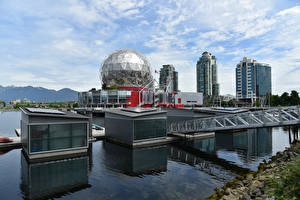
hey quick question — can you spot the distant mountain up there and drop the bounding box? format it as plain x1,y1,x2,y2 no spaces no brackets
0,85,78,103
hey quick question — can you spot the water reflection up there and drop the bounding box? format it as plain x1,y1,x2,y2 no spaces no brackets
176,127,298,170
20,153,90,200
216,128,273,160
0,111,21,137
168,145,239,182
102,142,168,176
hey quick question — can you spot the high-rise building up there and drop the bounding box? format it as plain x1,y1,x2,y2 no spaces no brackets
236,57,271,103
159,64,178,92
196,52,219,98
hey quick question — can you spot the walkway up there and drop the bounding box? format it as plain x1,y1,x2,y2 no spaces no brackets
168,106,300,134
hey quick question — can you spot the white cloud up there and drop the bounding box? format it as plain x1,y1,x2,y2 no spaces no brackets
0,0,299,96
11,73,56,84
277,5,300,16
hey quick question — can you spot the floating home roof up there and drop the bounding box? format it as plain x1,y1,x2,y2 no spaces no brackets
106,107,166,118
21,107,89,119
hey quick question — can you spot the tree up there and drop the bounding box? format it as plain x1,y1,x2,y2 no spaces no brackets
102,83,107,90
271,95,280,106
280,92,290,106
228,100,236,107
0,100,5,107
290,90,300,105
221,101,228,107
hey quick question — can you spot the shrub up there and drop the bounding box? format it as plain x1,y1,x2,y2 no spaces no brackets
267,156,300,199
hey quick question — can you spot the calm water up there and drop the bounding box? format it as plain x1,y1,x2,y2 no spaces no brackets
0,111,299,200
0,111,21,137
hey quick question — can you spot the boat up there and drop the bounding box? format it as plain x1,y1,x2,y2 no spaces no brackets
0,136,13,143
92,124,105,130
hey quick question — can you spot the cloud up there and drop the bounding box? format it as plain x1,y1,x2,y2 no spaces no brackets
0,0,299,96
277,5,300,16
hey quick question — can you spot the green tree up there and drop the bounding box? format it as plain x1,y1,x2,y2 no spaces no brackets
0,101,5,107
102,83,107,90
221,101,228,107
271,95,281,106
280,92,290,106
228,100,236,107
290,90,300,105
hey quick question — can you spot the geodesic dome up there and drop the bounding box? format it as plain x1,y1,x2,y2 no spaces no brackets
100,49,153,88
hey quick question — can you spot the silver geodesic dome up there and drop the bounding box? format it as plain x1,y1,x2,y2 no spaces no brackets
100,49,153,88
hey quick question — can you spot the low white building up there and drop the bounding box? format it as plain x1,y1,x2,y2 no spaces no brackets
174,92,203,106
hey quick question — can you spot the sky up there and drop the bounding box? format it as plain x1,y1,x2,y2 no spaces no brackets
0,0,299,95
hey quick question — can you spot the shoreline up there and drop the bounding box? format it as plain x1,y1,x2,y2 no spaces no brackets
206,140,300,200
0,108,19,112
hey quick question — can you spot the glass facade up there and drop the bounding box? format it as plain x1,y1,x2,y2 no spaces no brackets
30,123,87,153
78,90,132,107
236,57,271,100
134,119,166,140
78,89,158,107
159,64,178,92
78,92,93,106
255,64,271,97
196,52,219,97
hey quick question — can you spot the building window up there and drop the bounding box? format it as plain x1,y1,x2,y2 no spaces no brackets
134,119,166,140
30,123,87,153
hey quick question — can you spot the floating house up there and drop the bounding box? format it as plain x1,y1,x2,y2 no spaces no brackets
20,108,90,160
105,108,167,146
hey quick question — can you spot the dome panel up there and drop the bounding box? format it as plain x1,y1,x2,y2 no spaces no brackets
100,49,153,88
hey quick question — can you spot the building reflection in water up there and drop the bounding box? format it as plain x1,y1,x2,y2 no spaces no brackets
216,128,273,158
20,153,90,200
177,128,274,166
102,142,168,176
168,144,241,181
179,137,216,155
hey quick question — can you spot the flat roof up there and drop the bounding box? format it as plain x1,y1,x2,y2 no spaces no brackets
21,107,90,119
193,107,249,114
121,107,158,113
26,107,66,115
105,108,167,118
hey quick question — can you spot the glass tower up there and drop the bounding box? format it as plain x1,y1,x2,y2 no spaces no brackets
159,64,178,92
196,52,219,98
236,57,271,101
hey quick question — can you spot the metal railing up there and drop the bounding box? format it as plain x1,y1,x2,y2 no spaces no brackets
167,106,300,134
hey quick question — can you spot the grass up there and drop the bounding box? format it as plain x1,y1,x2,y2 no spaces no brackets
267,156,300,200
